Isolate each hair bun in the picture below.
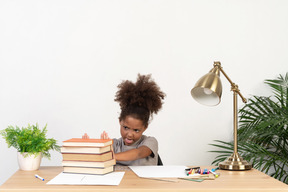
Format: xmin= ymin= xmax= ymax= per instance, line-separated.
xmin=115 ymin=74 xmax=165 ymax=115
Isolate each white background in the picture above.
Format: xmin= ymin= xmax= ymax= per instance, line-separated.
xmin=0 ymin=0 xmax=287 ymax=185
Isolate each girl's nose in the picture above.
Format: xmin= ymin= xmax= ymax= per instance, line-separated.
xmin=126 ymin=129 xmax=133 ymax=137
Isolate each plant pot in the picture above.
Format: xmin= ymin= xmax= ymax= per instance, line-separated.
xmin=17 ymin=152 xmax=42 ymax=171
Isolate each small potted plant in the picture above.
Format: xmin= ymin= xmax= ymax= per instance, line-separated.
xmin=0 ymin=123 xmax=60 ymax=171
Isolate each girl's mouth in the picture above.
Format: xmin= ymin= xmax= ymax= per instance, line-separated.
xmin=125 ymin=138 xmax=134 ymax=145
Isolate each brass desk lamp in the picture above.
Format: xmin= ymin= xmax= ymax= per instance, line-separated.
xmin=191 ymin=61 xmax=252 ymax=170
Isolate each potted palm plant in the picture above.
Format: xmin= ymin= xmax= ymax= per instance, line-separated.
xmin=0 ymin=123 xmax=60 ymax=171
xmin=209 ymin=73 xmax=288 ymax=184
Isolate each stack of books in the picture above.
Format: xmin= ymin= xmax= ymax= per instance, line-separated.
xmin=61 ymin=136 xmax=115 ymax=175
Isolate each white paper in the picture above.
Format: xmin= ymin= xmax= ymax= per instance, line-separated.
xmin=46 ymin=172 xmax=125 ymax=185
xmin=129 ymin=165 xmax=188 ymax=178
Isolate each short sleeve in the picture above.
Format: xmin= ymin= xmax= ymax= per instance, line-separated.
xmin=138 ymin=136 xmax=158 ymax=158
xmin=112 ymin=138 xmax=122 ymax=154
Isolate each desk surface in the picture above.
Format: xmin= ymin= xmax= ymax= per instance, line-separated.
xmin=1 ymin=166 xmax=288 ymax=192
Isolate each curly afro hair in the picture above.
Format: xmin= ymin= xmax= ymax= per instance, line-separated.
xmin=115 ymin=74 xmax=165 ymax=127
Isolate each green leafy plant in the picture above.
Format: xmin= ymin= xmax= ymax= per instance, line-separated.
xmin=0 ymin=123 xmax=60 ymax=159
xmin=210 ymin=73 xmax=288 ymax=184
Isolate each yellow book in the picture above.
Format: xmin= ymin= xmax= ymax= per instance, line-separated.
xmin=63 ymin=166 xmax=114 ymax=175
xmin=61 ymin=145 xmax=111 ymax=154
xmin=62 ymin=159 xmax=116 ymax=168
xmin=62 ymin=151 xmax=113 ymax=162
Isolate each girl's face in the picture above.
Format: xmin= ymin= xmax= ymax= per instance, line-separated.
xmin=120 ymin=116 xmax=147 ymax=146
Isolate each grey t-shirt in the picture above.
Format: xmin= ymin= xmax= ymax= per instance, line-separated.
xmin=113 ymin=135 xmax=158 ymax=166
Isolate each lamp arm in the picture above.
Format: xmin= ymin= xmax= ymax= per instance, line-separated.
xmin=214 ymin=62 xmax=247 ymax=103
xmin=214 ymin=61 xmax=246 ymax=157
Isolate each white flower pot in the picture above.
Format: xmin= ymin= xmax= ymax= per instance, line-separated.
xmin=17 ymin=152 xmax=42 ymax=171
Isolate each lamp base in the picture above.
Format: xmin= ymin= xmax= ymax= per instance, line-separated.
xmin=219 ymin=152 xmax=252 ymax=171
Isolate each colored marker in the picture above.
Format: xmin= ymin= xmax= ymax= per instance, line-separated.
xmin=191 ymin=169 xmax=195 ymax=175
xmin=210 ymin=171 xmax=220 ymax=178
xmin=185 ymin=169 xmax=190 ymax=175
xmin=211 ymin=167 xmax=219 ymax=172
xmin=35 ymin=174 xmax=45 ymax=181
xmin=200 ymin=169 xmax=203 ymax=174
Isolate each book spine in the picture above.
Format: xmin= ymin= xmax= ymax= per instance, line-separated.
xmin=60 ymin=145 xmax=111 ymax=154
xmin=62 ymin=151 xmax=113 ymax=162
xmin=62 ymin=159 xmax=116 ymax=168
xmin=63 ymin=166 xmax=114 ymax=175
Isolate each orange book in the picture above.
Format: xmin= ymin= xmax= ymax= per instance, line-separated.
xmin=62 ymin=138 xmax=113 ymax=147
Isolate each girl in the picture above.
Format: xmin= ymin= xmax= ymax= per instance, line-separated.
xmin=101 ymin=74 xmax=165 ymax=166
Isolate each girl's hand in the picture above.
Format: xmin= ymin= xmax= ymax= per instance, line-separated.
xmin=101 ymin=131 xmax=110 ymax=139
xmin=82 ymin=133 xmax=90 ymax=139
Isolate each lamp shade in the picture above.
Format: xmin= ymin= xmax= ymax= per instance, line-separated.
xmin=191 ymin=67 xmax=222 ymax=106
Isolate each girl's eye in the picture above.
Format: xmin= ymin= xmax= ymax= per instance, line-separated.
xmin=134 ymin=129 xmax=140 ymax=133
xmin=123 ymin=126 xmax=129 ymax=130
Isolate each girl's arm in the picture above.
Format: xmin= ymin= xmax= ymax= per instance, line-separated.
xmin=100 ymin=131 xmax=152 ymax=161
xmin=115 ymin=146 xmax=152 ymax=161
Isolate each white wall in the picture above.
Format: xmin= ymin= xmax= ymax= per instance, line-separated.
xmin=0 ymin=0 xmax=287 ymax=185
